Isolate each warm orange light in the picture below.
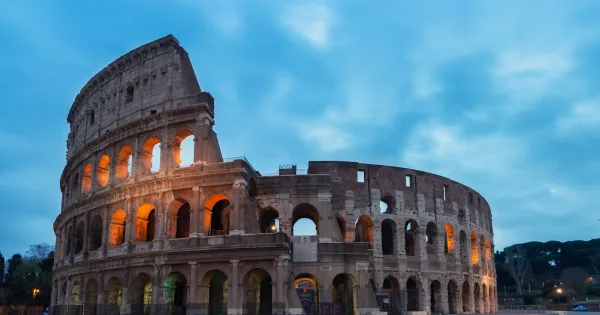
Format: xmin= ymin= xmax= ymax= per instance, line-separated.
xmin=556 ymin=288 xmax=563 ymax=294
xmin=271 ymin=225 xmax=277 ymax=231
xmin=32 ymin=289 xmax=40 ymax=297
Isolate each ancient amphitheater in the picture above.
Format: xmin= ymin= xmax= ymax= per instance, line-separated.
xmin=51 ymin=35 xmax=497 ymax=315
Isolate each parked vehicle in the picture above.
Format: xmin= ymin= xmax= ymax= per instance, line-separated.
xmin=572 ymin=305 xmax=589 ymax=312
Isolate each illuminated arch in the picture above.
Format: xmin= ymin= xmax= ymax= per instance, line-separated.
xmin=444 ymin=224 xmax=455 ymax=254
xmin=96 ymin=154 xmax=111 ymax=187
xmin=471 ymin=232 xmax=479 ymax=265
xmin=142 ymin=136 xmax=161 ymax=173
xmin=81 ymin=163 xmax=92 ymax=193
xmin=354 ymin=215 xmax=373 ymax=248
xmin=135 ymin=203 xmax=156 ymax=242
xmin=116 ymin=145 xmax=133 ymax=180
xmin=109 ymin=209 xmax=126 ymax=246
xmin=204 ymin=193 xmax=231 ymax=236
xmin=167 ymin=198 xmax=191 ymax=238
xmin=172 ymin=129 xmax=195 ymax=168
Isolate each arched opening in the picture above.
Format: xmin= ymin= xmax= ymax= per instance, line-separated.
xmin=131 ymin=273 xmax=153 ymax=315
xmin=135 ymin=204 xmax=156 ymax=242
xmin=332 ymin=274 xmax=356 ymax=315
xmin=109 ymin=209 xmax=126 ymax=246
xmin=204 ymin=194 xmax=231 ymax=236
xmin=405 ymin=220 xmax=418 ymax=256
xmin=202 ymin=270 xmax=228 ymax=315
xmin=167 ymin=199 xmax=191 ymax=239
xmin=354 ymin=215 xmax=373 ymax=248
xmin=81 ymin=163 xmax=92 ymax=193
xmin=74 ymin=221 xmax=84 ymax=254
xmin=448 ymin=280 xmax=459 ymax=314
xmin=107 ymin=277 xmax=123 ymax=310
xmin=65 ymin=226 xmax=73 ymax=257
xmin=260 ymin=208 xmax=280 ymax=233
xmin=474 ymin=283 xmax=481 ymax=313
xmin=97 ymin=154 xmax=111 ymax=187
xmin=462 ymin=281 xmax=471 ymax=313
xmin=163 ymin=272 xmax=187 ymax=312
xmin=381 ymin=219 xmax=396 ymax=255
xmin=430 ymin=280 xmax=442 ymax=314
xmin=116 ymin=146 xmax=133 ymax=181
xmin=406 ymin=278 xmax=420 ymax=312
xmin=245 ymin=269 xmax=273 ymax=315
xmin=471 ymin=232 xmax=479 ymax=265
xmin=70 ymin=281 xmax=81 ymax=304
xmin=294 ymin=274 xmax=319 ymax=315
xmin=142 ymin=136 xmax=161 ymax=173
xmin=444 ymin=224 xmax=455 ymax=254
xmin=380 ymin=196 xmax=395 ymax=214
xmin=458 ymin=209 xmax=466 ymax=225
xmin=84 ymin=279 xmax=98 ymax=314
xmin=89 ymin=215 xmax=103 ymax=250
xmin=485 ymin=238 xmax=492 ymax=261
xmin=336 ymin=216 xmax=346 ymax=242
xmin=381 ymin=277 xmax=401 ymax=315
xmin=292 ymin=203 xmax=319 ymax=236
xmin=173 ymin=129 xmax=195 ymax=168
xmin=426 ymin=222 xmax=438 ymax=254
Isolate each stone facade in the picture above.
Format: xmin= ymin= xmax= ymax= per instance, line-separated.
xmin=52 ymin=35 xmax=497 ymax=315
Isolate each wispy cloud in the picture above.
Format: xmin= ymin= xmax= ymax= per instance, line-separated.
xmin=556 ymin=100 xmax=600 ymax=134
xmin=280 ymin=3 xmax=333 ymax=49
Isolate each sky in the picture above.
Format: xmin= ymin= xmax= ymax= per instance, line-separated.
xmin=1 ymin=0 xmax=600 ymax=256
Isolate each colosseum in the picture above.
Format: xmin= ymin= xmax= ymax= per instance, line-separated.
xmin=51 ymin=35 xmax=497 ymax=315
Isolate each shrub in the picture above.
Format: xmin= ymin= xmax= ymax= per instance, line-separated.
xmin=522 ymin=294 xmax=536 ymax=305
xmin=548 ymin=292 xmax=568 ymax=304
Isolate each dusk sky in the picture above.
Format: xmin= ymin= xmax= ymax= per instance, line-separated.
xmin=1 ymin=0 xmax=599 ymax=256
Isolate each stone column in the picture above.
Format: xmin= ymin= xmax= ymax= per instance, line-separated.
xmin=469 ymin=283 xmax=476 ymax=314
xmin=51 ymin=280 xmax=58 ymax=306
xmin=231 ymin=179 xmax=248 ymax=235
xmin=230 ymin=260 xmax=240 ymax=315
xmin=78 ymin=275 xmax=85 ymax=305
xmin=191 ymin=187 xmax=202 ymax=237
xmin=120 ymin=272 xmax=130 ymax=315
xmin=276 ymin=257 xmax=284 ymax=306
xmin=65 ymin=278 xmax=73 ymax=305
xmin=125 ymin=198 xmax=134 ymax=244
xmin=441 ymin=284 xmax=449 ymax=314
xmin=421 ymin=277 xmax=430 ymax=314
xmin=152 ymin=264 xmax=163 ymax=305
xmin=418 ymin=227 xmax=427 ymax=261
xmin=97 ymin=274 xmax=106 ymax=315
xmin=396 ymin=219 xmax=406 ymax=257
xmin=83 ymin=212 xmax=90 ymax=259
xmin=189 ymin=262 xmax=198 ymax=304
xmin=456 ymin=286 xmax=463 ymax=314
xmin=102 ymin=208 xmax=110 ymax=256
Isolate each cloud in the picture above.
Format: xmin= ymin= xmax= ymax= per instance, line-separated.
xmin=299 ymin=124 xmax=351 ymax=152
xmin=281 ymin=3 xmax=333 ymax=49
xmin=556 ymin=100 xmax=600 ymax=134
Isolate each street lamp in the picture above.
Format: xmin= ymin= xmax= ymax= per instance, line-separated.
xmin=556 ymin=288 xmax=563 ymax=294
xmin=32 ymin=288 xmax=40 ymax=305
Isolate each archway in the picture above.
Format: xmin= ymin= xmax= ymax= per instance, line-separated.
xmin=426 ymin=222 xmax=438 ymax=255
xmin=245 ymin=269 xmax=273 ymax=315
xmin=381 ymin=276 xmax=401 ymax=315
xmin=163 ymin=272 xmax=187 ymax=311
xmin=107 ymin=277 xmax=122 ymax=310
xmin=294 ymin=274 xmax=319 ymax=315
xmin=406 ymin=277 xmax=420 ymax=312
xmin=173 ymin=129 xmax=195 ymax=168
xmin=448 ymin=280 xmax=459 ymax=314
xmin=131 ymin=273 xmax=153 ymax=315
xmin=201 ymin=270 xmax=228 ymax=315
xmin=405 ymin=220 xmax=418 ymax=256
xmin=89 ymin=215 xmax=103 ymax=250
xmin=135 ymin=204 xmax=156 ymax=242
xmin=430 ymin=280 xmax=442 ymax=314
xmin=85 ymin=279 xmax=98 ymax=313
xmin=444 ymin=224 xmax=455 ymax=254
xmin=380 ymin=196 xmax=395 ymax=214
xmin=292 ymin=203 xmax=319 ymax=236
xmin=354 ymin=215 xmax=373 ymax=248
xmin=462 ymin=281 xmax=471 ymax=313
xmin=109 ymin=209 xmax=126 ymax=246
xmin=82 ymin=163 xmax=92 ymax=193
xmin=65 ymin=226 xmax=73 ymax=257
xmin=332 ymin=273 xmax=356 ymax=315
xmin=166 ymin=199 xmax=190 ymax=238
xmin=474 ymin=282 xmax=481 ymax=313
xmin=97 ymin=154 xmax=111 ymax=187
xmin=70 ymin=281 xmax=81 ymax=304
xmin=74 ymin=221 xmax=84 ymax=254
xmin=381 ymin=219 xmax=396 ymax=255
xmin=471 ymin=232 xmax=479 ymax=265
xmin=259 ymin=208 xmax=279 ymax=233
xmin=458 ymin=209 xmax=466 ymax=225
xmin=142 ymin=136 xmax=161 ymax=173
xmin=204 ymin=194 xmax=231 ymax=236
xmin=116 ymin=145 xmax=133 ymax=180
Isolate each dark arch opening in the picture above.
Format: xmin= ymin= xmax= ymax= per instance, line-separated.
xmin=74 ymin=221 xmax=84 ymax=254
xmin=407 ymin=278 xmax=419 ymax=312
xmin=89 ymin=215 xmax=103 ymax=250
xmin=260 ymin=208 xmax=279 ymax=233
xmin=332 ymin=274 xmax=355 ymax=315
xmin=381 ymin=219 xmax=395 ymax=255
xmin=176 ymin=203 xmax=190 ymax=238
xmin=245 ymin=269 xmax=272 ymax=315
xmin=430 ymin=280 xmax=442 ymax=314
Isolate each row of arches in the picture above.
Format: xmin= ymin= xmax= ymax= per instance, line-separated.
xmin=65 ymin=130 xmax=195 ymax=199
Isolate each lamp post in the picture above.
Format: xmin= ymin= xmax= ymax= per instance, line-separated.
xmin=32 ymin=288 xmax=40 ymax=306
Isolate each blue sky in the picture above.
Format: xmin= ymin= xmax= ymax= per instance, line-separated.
xmin=1 ymin=0 xmax=600 ymax=256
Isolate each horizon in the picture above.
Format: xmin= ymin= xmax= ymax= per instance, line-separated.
xmin=1 ymin=0 xmax=600 ymax=256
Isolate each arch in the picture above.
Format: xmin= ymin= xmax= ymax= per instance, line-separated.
xmin=81 ymin=163 xmax=92 ymax=193
xmin=135 ymin=203 xmax=156 ymax=242
xmin=201 ymin=269 xmax=228 ymax=315
xmin=292 ymin=203 xmax=319 ymax=236
xmin=89 ymin=215 xmax=103 ymax=250
xmin=381 ymin=276 xmax=401 ymax=315
xmin=380 ymin=195 xmax=395 ymax=214
xmin=70 ymin=281 xmax=81 ymax=304
xmin=116 ymin=145 xmax=133 ymax=180
xmin=131 ymin=273 xmax=153 ymax=314
xmin=336 ymin=215 xmax=346 ymax=242
xmin=406 ymin=277 xmax=420 ymax=312
xmin=332 ymin=273 xmax=356 ymax=315
xmin=426 ymin=222 xmax=439 ymax=254
xmin=70 ymin=174 xmax=79 ymax=198
xmin=96 ymin=154 xmax=111 ymax=187
xmin=109 ymin=209 xmax=126 ymax=246
xmin=245 ymin=269 xmax=273 ymax=315
xmin=259 ymin=208 xmax=280 ymax=233
xmin=65 ymin=225 xmax=73 ymax=256
xmin=294 ymin=274 xmax=319 ymax=315
xmin=354 ymin=215 xmax=373 ymax=247
xmin=173 ymin=128 xmax=195 ymax=168
xmin=84 ymin=278 xmax=98 ymax=312
xmin=381 ymin=219 xmax=396 ymax=255
xmin=163 ymin=272 xmax=187 ymax=309
xmin=430 ymin=280 xmax=442 ymax=314
xmin=142 ymin=136 xmax=161 ymax=173
xmin=405 ymin=220 xmax=419 ymax=256
xmin=444 ymin=224 xmax=455 ymax=254
xmin=447 ymin=280 xmax=459 ymax=314
xmin=473 ymin=282 xmax=481 ymax=313
xmin=166 ymin=199 xmax=191 ymax=239
xmin=107 ymin=277 xmax=122 ymax=308
xmin=462 ymin=281 xmax=471 ymax=313
xmin=458 ymin=209 xmax=467 ymax=225
xmin=204 ymin=194 xmax=231 ymax=236
xmin=471 ymin=232 xmax=480 ymax=265
xmin=74 ymin=221 xmax=84 ymax=254
xmin=485 ymin=238 xmax=492 ymax=261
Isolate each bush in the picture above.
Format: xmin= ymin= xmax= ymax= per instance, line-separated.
xmin=522 ymin=294 xmax=537 ymax=305
xmin=585 ymin=284 xmax=600 ymax=296
xmin=548 ymin=292 xmax=568 ymax=303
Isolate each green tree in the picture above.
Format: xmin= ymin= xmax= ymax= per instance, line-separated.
xmin=5 ymin=254 xmax=23 ymax=287
xmin=0 ymin=252 xmax=5 ymax=285
xmin=8 ymin=263 xmax=41 ymax=305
